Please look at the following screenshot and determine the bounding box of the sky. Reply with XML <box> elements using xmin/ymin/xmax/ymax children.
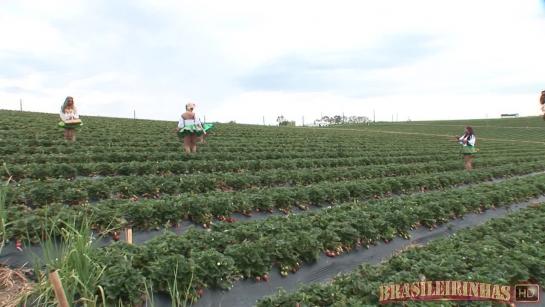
<box><xmin>1</xmin><ymin>0</ymin><xmax>544</xmax><ymax>125</ymax></box>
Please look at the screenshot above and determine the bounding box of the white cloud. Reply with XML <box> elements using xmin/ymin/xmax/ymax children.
<box><xmin>1</xmin><ymin>0</ymin><xmax>544</xmax><ymax>123</ymax></box>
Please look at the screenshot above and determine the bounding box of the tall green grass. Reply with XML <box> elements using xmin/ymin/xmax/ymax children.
<box><xmin>167</xmin><ymin>262</ymin><xmax>196</xmax><ymax>307</ymax></box>
<box><xmin>0</xmin><ymin>165</ymin><xmax>11</xmax><ymax>255</ymax></box>
<box><xmin>26</xmin><ymin>218</ymin><xmax>107</xmax><ymax>306</ymax></box>
<box><xmin>19</xmin><ymin>217</ymin><xmax>192</xmax><ymax>306</ymax></box>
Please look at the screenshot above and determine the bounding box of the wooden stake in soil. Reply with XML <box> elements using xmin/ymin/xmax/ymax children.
<box><xmin>48</xmin><ymin>270</ymin><xmax>69</xmax><ymax>307</ymax></box>
<box><xmin>125</xmin><ymin>228</ymin><xmax>133</xmax><ymax>244</ymax></box>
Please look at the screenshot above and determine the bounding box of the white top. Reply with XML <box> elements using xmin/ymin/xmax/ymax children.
<box><xmin>60</xmin><ymin>109</ymin><xmax>79</xmax><ymax>121</ymax></box>
<box><xmin>178</xmin><ymin>117</ymin><xmax>202</xmax><ymax>129</ymax></box>
<box><xmin>458</xmin><ymin>134</ymin><xmax>476</xmax><ymax>146</ymax></box>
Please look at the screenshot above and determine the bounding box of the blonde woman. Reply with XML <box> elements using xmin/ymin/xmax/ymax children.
<box><xmin>59</xmin><ymin>96</ymin><xmax>82</xmax><ymax>141</ymax></box>
<box><xmin>176</xmin><ymin>103</ymin><xmax>206</xmax><ymax>153</ymax></box>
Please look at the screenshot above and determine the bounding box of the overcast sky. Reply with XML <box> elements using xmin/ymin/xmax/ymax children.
<box><xmin>1</xmin><ymin>0</ymin><xmax>544</xmax><ymax>124</ymax></box>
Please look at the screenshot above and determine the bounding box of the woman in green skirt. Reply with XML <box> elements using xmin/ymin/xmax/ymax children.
<box><xmin>176</xmin><ymin>103</ymin><xmax>211</xmax><ymax>153</ymax></box>
<box><xmin>457</xmin><ymin>126</ymin><xmax>477</xmax><ymax>171</ymax></box>
<box><xmin>59</xmin><ymin>96</ymin><xmax>82</xmax><ymax>141</ymax></box>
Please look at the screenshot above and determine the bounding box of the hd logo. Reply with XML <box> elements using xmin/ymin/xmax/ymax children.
<box><xmin>514</xmin><ymin>284</ymin><xmax>540</xmax><ymax>303</ymax></box>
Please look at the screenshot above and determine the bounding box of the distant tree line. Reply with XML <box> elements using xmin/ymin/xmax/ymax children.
<box><xmin>314</xmin><ymin>115</ymin><xmax>370</xmax><ymax>125</ymax></box>
<box><xmin>276</xmin><ymin>115</ymin><xmax>296</xmax><ymax>126</ymax></box>
<box><xmin>275</xmin><ymin>114</ymin><xmax>370</xmax><ymax>126</ymax></box>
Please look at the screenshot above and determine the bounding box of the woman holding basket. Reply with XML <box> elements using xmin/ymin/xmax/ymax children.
<box><xmin>176</xmin><ymin>102</ymin><xmax>213</xmax><ymax>153</ymax></box>
<box><xmin>59</xmin><ymin>96</ymin><xmax>82</xmax><ymax>141</ymax></box>
<box><xmin>457</xmin><ymin>126</ymin><xmax>477</xmax><ymax>171</ymax></box>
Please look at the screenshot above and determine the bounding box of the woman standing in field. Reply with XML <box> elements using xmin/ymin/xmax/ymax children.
<box><xmin>59</xmin><ymin>96</ymin><xmax>82</xmax><ymax>142</ymax></box>
<box><xmin>177</xmin><ymin>102</ymin><xmax>206</xmax><ymax>154</ymax></box>
<box><xmin>457</xmin><ymin>126</ymin><xmax>477</xmax><ymax>171</ymax></box>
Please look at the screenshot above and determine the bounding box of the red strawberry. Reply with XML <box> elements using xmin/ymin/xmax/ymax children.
<box><xmin>202</xmin><ymin>224</ymin><xmax>209</xmax><ymax>228</ymax></box>
<box><xmin>112</xmin><ymin>232</ymin><xmax>120</xmax><ymax>241</ymax></box>
<box><xmin>262</xmin><ymin>274</ymin><xmax>270</xmax><ymax>282</ymax></box>
<box><xmin>197</xmin><ymin>288</ymin><xmax>204</xmax><ymax>297</ymax></box>
<box><xmin>15</xmin><ymin>239</ymin><xmax>23</xmax><ymax>251</ymax></box>
<box><xmin>255</xmin><ymin>276</ymin><xmax>261</xmax><ymax>282</ymax></box>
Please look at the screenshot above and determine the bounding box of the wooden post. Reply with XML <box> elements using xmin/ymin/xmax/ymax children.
<box><xmin>49</xmin><ymin>270</ymin><xmax>69</xmax><ymax>307</ymax></box>
<box><xmin>125</xmin><ymin>228</ymin><xmax>133</xmax><ymax>244</ymax></box>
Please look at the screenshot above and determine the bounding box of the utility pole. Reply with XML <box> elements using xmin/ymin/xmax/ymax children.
<box><xmin>263</xmin><ymin>116</ymin><xmax>265</xmax><ymax>126</ymax></box>
<box><xmin>302</xmin><ymin>116</ymin><xmax>305</xmax><ymax>127</ymax></box>
<box><xmin>342</xmin><ymin>112</ymin><xmax>345</xmax><ymax>124</ymax></box>
<box><xmin>19</xmin><ymin>99</ymin><xmax>22</xmax><ymax>111</ymax></box>
<box><xmin>391</xmin><ymin>114</ymin><xmax>393</xmax><ymax>122</ymax></box>
<box><xmin>133</xmin><ymin>110</ymin><xmax>136</xmax><ymax>120</ymax></box>
<box><xmin>396</xmin><ymin>113</ymin><xmax>398</xmax><ymax>122</ymax></box>
<box><xmin>373</xmin><ymin>109</ymin><xmax>376</xmax><ymax>123</ymax></box>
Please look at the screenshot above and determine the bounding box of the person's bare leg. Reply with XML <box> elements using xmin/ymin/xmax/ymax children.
<box><xmin>464</xmin><ymin>155</ymin><xmax>472</xmax><ymax>171</ymax></box>
<box><xmin>191</xmin><ymin>135</ymin><xmax>197</xmax><ymax>153</ymax></box>
<box><xmin>71</xmin><ymin>129</ymin><xmax>76</xmax><ymax>142</ymax></box>
<box><xmin>183</xmin><ymin>135</ymin><xmax>192</xmax><ymax>153</ymax></box>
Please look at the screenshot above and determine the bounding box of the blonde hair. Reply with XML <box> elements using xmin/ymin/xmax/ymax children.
<box><xmin>61</xmin><ymin>96</ymin><xmax>76</xmax><ymax>113</ymax></box>
<box><xmin>186</xmin><ymin>103</ymin><xmax>196</xmax><ymax>111</ymax></box>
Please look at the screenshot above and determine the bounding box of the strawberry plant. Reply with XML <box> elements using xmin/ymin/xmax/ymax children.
<box><xmin>193</xmin><ymin>250</ymin><xmax>238</xmax><ymax>289</ymax></box>
<box><xmin>224</xmin><ymin>240</ymin><xmax>272</xmax><ymax>278</ymax></box>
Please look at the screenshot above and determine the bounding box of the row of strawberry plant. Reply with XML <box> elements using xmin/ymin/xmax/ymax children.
<box><xmin>0</xmin><ymin>143</ymin><xmax>457</xmax><ymax>168</ymax></box>
<box><xmin>1</xmin><ymin>127</ymin><xmax>540</xmax><ymax>155</ymax></box>
<box><xmin>0</xmin><ymin>140</ymin><xmax>545</xmax><ymax>164</ymax></box>
<box><xmin>257</xmin><ymin>203</ymin><xmax>545</xmax><ymax>306</ymax></box>
<box><xmin>3</xmin><ymin>143</ymin><xmax>457</xmax><ymax>162</ymax></box>
<box><xmin>3</xmin><ymin>142</ymin><xmax>538</xmax><ymax>166</ymax></box>
<box><xmin>6</xmin><ymin>162</ymin><xmax>545</xmax><ymax>241</ymax></box>
<box><xmin>88</xmin><ymin>174</ymin><xmax>545</xmax><ymax>304</ymax></box>
<box><xmin>3</xmin><ymin>127</ymin><xmax>539</xmax><ymax>156</ymax></box>
<box><xmin>3</xmin><ymin>151</ymin><xmax>541</xmax><ymax>180</ymax></box>
<box><xmin>9</xmin><ymin>158</ymin><xmax>544</xmax><ymax>207</ymax></box>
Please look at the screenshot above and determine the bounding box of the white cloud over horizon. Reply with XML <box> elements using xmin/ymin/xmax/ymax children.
<box><xmin>1</xmin><ymin>0</ymin><xmax>544</xmax><ymax>125</ymax></box>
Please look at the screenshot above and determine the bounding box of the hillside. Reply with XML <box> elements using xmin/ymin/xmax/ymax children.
<box><xmin>1</xmin><ymin>110</ymin><xmax>544</xmax><ymax>306</ymax></box>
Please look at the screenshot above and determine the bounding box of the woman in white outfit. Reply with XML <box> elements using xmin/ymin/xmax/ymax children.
<box><xmin>59</xmin><ymin>96</ymin><xmax>81</xmax><ymax>141</ymax></box>
<box><xmin>176</xmin><ymin>103</ymin><xmax>205</xmax><ymax>153</ymax></box>
<box><xmin>457</xmin><ymin>126</ymin><xmax>477</xmax><ymax>171</ymax></box>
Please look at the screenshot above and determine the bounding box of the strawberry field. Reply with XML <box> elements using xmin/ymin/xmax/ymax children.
<box><xmin>1</xmin><ymin>110</ymin><xmax>545</xmax><ymax>306</ymax></box>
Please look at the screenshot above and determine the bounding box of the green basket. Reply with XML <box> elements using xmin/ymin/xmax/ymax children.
<box><xmin>58</xmin><ymin>121</ymin><xmax>83</xmax><ymax>129</ymax></box>
<box><xmin>461</xmin><ymin>145</ymin><xmax>478</xmax><ymax>155</ymax></box>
